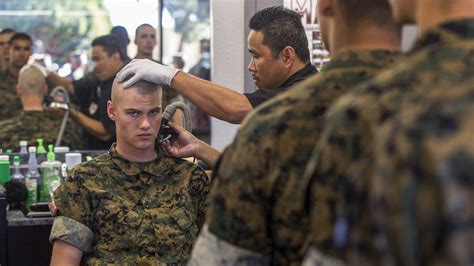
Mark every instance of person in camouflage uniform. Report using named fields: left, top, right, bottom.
left=49, top=78, right=210, bottom=265
left=0, top=65, right=82, bottom=150
left=303, top=0, right=474, bottom=264
left=0, top=33, right=32, bottom=119
left=369, top=77, right=474, bottom=266
left=173, top=1, right=402, bottom=265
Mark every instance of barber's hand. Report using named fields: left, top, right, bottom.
left=116, top=59, right=180, bottom=88
left=161, top=122, right=200, bottom=158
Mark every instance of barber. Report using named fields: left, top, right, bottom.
left=117, top=6, right=317, bottom=124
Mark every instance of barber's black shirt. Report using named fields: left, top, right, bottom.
left=73, top=73, right=115, bottom=150
left=244, top=63, right=317, bottom=107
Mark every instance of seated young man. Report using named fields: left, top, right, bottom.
left=49, top=77, right=210, bottom=265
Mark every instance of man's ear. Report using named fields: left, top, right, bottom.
left=280, top=46, right=296, bottom=68
left=112, top=52, right=121, bottom=63
left=107, top=100, right=116, bottom=121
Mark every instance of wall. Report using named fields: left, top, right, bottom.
left=210, top=0, right=282, bottom=151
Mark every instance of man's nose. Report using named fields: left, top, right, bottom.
left=248, top=58, right=256, bottom=72
left=140, top=116, right=151, bottom=129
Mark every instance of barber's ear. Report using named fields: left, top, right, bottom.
left=107, top=100, right=116, bottom=121
left=280, top=46, right=296, bottom=68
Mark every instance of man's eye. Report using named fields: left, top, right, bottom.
left=149, top=110, right=160, bottom=116
left=128, top=111, right=139, bottom=117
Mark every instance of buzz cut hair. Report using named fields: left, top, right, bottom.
left=337, top=0, right=397, bottom=28
left=112, top=77, right=162, bottom=103
left=135, top=23, right=155, bottom=36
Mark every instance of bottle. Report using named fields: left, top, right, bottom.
left=11, top=156, right=25, bottom=183
left=0, top=155, right=10, bottom=185
left=19, top=140, right=28, bottom=165
left=36, top=139, right=46, bottom=154
left=39, top=145, right=61, bottom=202
left=26, top=146, right=40, bottom=204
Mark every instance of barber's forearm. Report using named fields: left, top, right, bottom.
left=70, top=109, right=112, bottom=141
left=171, top=72, right=253, bottom=123
left=195, top=141, right=221, bottom=168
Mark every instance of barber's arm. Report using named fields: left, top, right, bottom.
left=117, top=59, right=252, bottom=124
left=69, top=107, right=112, bottom=142
left=161, top=122, right=220, bottom=168
left=51, top=240, right=82, bottom=266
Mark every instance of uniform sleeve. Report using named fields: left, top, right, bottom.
left=188, top=166, right=210, bottom=229
left=372, top=101, right=473, bottom=265
left=205, top=119, right=274, bottom=255
left=306, top=93, right=376, bottom=259
left=49, top=168, right=94, bottom=252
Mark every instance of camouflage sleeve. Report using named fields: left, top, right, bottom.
left=205, top=121, right=274, bottom=255
left=304, top=93, right=377, bottom=259
left=49, top=168, right=94, bottom=252
left=188, top=166, right=210, bottom=229
left=189, top=225, right=271, bottom=265
left=371, top=93, right=474, bottom=265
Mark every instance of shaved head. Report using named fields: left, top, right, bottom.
left=112, top=78, right=162, bottom=104
left=18, top=67, right=46, bottom=95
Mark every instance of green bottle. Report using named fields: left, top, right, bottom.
left=36, top=139, right=46, bottom=154
left=39, top=145, right=61, bottom=202
left=0, top=155, right=10, bottom=185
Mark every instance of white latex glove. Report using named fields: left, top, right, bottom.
left=116, top=59, right=180, bottom=88
left=19, top=62, right=50, bottom=77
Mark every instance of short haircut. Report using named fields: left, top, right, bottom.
left=112, top=77, right=162, bottom=103
left=337, top=0, right=396, bottom=28
left=9, top=33, right=32, bottom=46
left=249, top=6, right=310, bottom=62
left=0, top=28, right=16, bottom=36
left=111, top=25, right=130, bottom=46
left=18, top=67, right=46, bottom=94
left=135, top=23, right=155, bottom=36
left=91, top=35, right=126, bottom=62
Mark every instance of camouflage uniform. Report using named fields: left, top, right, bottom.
left=0, top=110, right=83, bottom=151
left=0, top=68, right=22, bottom=119
left=190, top=50, right=401, bottom=265
left=370, top=77, right=474, bottom=266
left=49, top=144, right=210, bottom=265
left=303, top=19, right=474, bottom=265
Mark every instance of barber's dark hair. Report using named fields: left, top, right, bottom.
left=92, top=35, right=126, bottom=62
left=337, top=0, right=396, bottom=28
left=8, top=32, right=32, bottom=46
left=249, top=6, right=309, bottom=62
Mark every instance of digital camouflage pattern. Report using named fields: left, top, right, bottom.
left=49, top=144, right=210, bottom=265
left=304, top=19, right=474, bottom=265
left=0, top=68, right=22, bottom=119
left=370, top=78, right=474, bottom=265
left=199, top=50, right=401, bottom=265
left=0, top=110, right=83, bottom=150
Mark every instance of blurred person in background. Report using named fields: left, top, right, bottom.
left=0, top=28, right=16, bottom=72
left=0, top=65, right=82, bottom=150
left=111, top=25, right=131, bottom=62
left=0, top=33, right=33, bottom=119
left=134, top=23, right=157, bottom=60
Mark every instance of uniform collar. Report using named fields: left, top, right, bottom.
left=109, top=143, right=164, bottom=177
left=412, top=18, right=474, bottom=53
left=320, top=49, right=402, bottom=73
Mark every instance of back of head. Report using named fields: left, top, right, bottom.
left=337, top=0, right=397, bottom=29
left=18, top=67, right=46, bottom=95
left=249, top=6, right=310, bottom=63
left=9, top=32, right=32, bottom=46
left=92, top=35, right=126, bottom=63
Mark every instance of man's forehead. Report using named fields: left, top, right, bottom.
left=138, top=26, right=156, bottom=35
left=12, top=40, right=32, bottom=47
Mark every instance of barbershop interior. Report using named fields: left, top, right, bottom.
left=0, top=0, right=472, bottom=265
